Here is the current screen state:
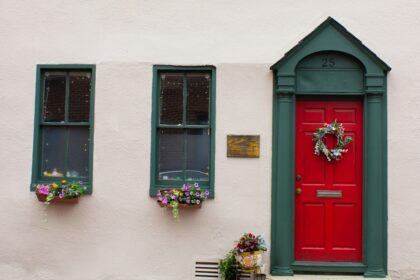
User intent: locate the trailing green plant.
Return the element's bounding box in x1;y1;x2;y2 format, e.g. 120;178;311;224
219;249;238;280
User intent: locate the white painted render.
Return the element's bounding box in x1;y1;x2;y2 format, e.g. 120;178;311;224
0;0;419;279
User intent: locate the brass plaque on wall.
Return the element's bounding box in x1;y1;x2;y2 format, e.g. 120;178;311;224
227;135;260;158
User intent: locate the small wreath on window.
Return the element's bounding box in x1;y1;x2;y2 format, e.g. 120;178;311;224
313;120;352;161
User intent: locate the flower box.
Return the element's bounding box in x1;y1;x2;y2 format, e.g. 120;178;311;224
34;181;86;204
156;183;209;220
157;201;201;209
36;191;79;203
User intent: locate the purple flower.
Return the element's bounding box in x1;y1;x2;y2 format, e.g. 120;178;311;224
196;192;200;197
162;198;168;205
179;198;183;202
75;191;79;196
204;190;210;196
190;191;194;195
196;200;201;205
194;183;200;189
186;197;191;204
185;192;189;197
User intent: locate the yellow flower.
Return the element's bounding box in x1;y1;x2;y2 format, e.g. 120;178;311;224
61;180;67;184
52;183;59;189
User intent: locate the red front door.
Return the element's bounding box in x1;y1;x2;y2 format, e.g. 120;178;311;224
295;99;363;262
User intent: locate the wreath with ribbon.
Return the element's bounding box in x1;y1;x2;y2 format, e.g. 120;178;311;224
312;120;352;161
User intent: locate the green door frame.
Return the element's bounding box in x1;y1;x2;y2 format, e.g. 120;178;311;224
270;18;391;277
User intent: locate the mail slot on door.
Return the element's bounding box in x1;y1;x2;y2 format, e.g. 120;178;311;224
317;190;342;198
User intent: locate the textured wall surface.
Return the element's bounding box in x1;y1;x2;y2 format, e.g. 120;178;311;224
0;0;419;279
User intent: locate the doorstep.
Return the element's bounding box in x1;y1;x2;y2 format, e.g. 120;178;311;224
268;276;392;280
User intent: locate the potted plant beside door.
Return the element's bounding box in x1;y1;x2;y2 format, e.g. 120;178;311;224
234;233;267;274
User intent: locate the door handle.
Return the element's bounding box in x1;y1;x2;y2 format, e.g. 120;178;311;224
296;188;302;195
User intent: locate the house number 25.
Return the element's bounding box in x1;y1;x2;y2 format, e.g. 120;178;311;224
322;58;335;67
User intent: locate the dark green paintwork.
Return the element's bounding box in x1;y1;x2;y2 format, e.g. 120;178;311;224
296;52;364;93
270;18;390;277
270;94;295;277
31;64;96;194
149;65;216;198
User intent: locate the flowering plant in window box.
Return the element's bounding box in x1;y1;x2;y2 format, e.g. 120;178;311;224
35;180;86;204
157;183;209;221
234;233;267;272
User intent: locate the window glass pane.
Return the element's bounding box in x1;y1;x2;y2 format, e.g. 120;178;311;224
158;128;184;181
69;72;91;122
43;72;66;122
160;74;183;125
186;73;210;125
67;127;89;178
186;129;209;182
41;127;66;177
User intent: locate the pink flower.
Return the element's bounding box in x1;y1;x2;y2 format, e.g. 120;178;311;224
37;184;50;195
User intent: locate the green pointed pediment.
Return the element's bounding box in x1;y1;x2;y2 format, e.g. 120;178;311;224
270;17;391;74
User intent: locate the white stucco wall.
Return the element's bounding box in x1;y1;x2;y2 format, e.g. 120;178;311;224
1;0;420;279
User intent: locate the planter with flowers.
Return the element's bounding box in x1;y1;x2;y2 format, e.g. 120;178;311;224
156;183;209;221
35;180;86;204
234;233;267;273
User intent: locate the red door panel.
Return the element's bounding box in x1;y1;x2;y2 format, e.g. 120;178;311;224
295;99;363;262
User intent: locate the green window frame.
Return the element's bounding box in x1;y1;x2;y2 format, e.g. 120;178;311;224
150;65;216;197
31;65;96;193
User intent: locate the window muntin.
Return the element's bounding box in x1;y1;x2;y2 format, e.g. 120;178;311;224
152;67;215;195
32;66;95;192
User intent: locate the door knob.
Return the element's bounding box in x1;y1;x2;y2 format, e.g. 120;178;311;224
296;175;302;181
296;188;302;195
